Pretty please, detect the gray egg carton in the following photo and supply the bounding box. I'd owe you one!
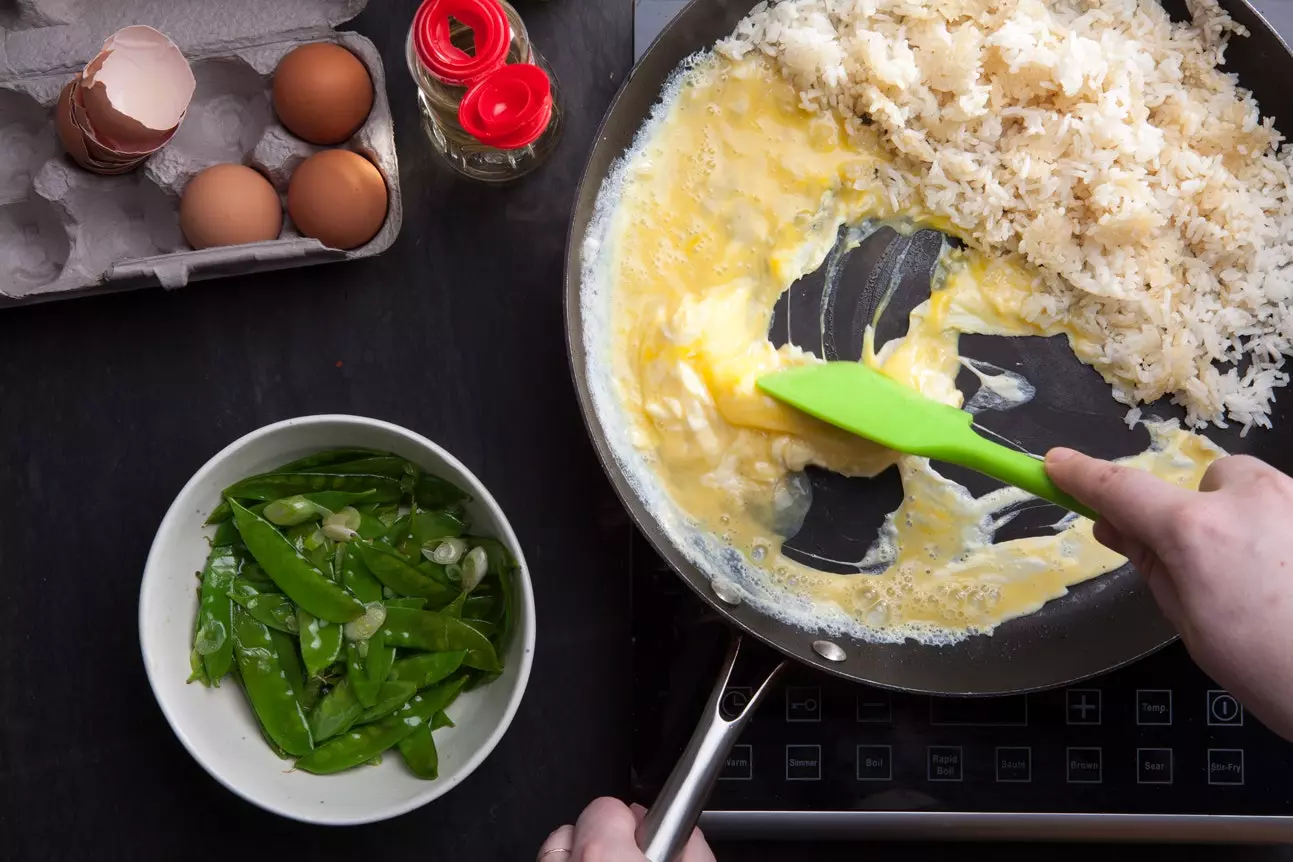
[0,0,402,307]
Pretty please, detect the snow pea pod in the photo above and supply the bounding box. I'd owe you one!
[275,448,385,473]
[206,499,268,527]
[230,590,299,635]
[263,491,375,527]
[382,608,501,672]
[231,605,313,757]
[228,573,279,603]
[224,472,403,503]
[232,665,291,760]
[462,618,497,638]
[356,680,417,725]
[188,646,209,685]
[413,473,469,509]
[308,678,364,743]
[346,642,383,708]
[237,560,279,592]
[272,628,320,713]
[301,530,337,582]
[363,501,401,527]
[313,456,412,478]
[340,544,383,604]
[384,514,412,550]
[194,544,239,683]
[411,511,468,545]
[462,594,497,620]
[356,512,388,540]
[357,541,457,604]
[299,610,345,677]
[211,519,243,547]
[441,589,470,618]
[474,537,517,655]
[270,629,306,696]
[417,556,457,587]
[231,500,364,623]
[384,597,427,610]
[295,677,465,775]
[387,650,467,690]
[397,724,439,780]
[411,509,468,550]
[367,630,396,683]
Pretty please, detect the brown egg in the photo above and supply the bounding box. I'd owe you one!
[273,43,374,145]
[288,149,387,250]
[180,164,283,250]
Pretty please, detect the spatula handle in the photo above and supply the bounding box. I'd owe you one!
[952,432,1099,522]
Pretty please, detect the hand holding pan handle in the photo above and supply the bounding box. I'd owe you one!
[635,636,787,861]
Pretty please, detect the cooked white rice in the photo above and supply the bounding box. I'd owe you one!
[719,0,1293,432]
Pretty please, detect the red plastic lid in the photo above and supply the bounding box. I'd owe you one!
[458,62,553,149]
[413,0,511,87]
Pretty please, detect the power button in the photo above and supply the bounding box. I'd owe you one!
[1207,690,1244,727]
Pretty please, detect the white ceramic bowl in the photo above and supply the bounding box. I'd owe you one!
[139,415,535,825]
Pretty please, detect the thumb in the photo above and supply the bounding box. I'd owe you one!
[574,797,642,858]
[1045,448,1191,547]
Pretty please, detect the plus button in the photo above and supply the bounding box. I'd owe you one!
[1066,689,1102,725]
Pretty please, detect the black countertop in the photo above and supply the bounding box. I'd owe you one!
[1,1,1292,860]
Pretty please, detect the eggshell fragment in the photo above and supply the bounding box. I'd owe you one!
[57,79,148,174]
[81,26,195,155]
[288,149,388,250]
[56,82,93,168]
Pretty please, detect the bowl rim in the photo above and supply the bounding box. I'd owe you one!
[138,414,536,825]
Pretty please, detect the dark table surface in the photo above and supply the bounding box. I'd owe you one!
[1,1,1292,860]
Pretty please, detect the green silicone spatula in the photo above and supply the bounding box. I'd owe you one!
[757,362,1098,521]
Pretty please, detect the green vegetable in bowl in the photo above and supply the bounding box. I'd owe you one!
[186,449,515,780]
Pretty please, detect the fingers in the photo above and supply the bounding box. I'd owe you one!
[1093,507,1188,633]
[1091,518,1130,557]
[679,831,718,862]
[1199,455,1268,493]
[1046,448,1191,546]
[628,804,716,862]
[539,825,575,861]
[572,797,642,861]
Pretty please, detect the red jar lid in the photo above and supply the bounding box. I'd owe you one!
[459,62,553,150]
[413,0,511,87]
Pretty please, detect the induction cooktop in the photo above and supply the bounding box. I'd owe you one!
[629,528,1293,841]
[627,0,1293,842]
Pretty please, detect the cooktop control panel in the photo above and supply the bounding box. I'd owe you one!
[630,538,1293,817]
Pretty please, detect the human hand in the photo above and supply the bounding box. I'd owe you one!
[538,797,716,862]
[1046,449,1293,739]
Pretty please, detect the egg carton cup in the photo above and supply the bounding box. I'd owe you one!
[0,0,401,307]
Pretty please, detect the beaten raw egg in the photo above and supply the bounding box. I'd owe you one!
[180,163,282,249]
[273,42,374,146]
[288,149,388,250]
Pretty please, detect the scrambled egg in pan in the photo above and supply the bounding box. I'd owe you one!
[607,56,1222,639]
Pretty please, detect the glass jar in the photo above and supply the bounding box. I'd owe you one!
[406,0,564,183]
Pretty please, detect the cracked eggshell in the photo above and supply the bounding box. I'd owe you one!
[56,81,93,169]
[81,25,196,155]
[58,79,146,175]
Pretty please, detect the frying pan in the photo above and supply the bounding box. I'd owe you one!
[564,1,1293,858]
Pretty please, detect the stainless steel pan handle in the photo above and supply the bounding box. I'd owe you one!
[635,635,786,862]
